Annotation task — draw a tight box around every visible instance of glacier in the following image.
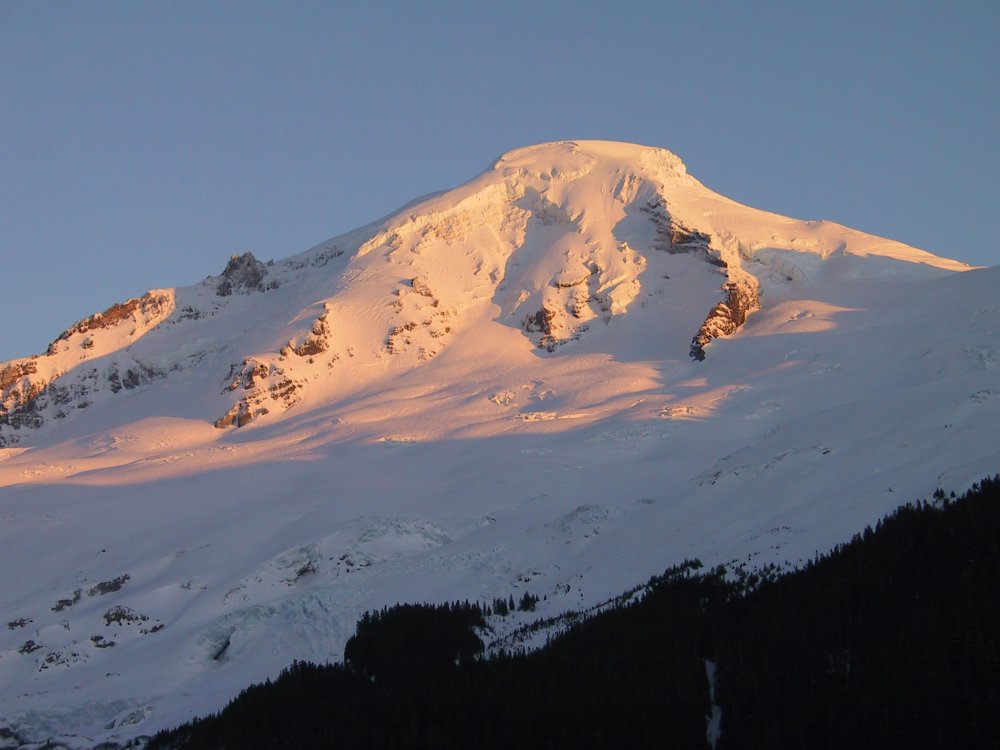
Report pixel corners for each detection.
[0,140,996,746]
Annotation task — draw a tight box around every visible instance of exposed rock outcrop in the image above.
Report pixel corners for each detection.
[689,277,760,361]
[524,307,560,352]
[214,401,256,429]
[0,360,45,443]
[0,290,176,446]
[0,360,38,392]
[639,197,760,359]
[1,362,163,444]
[216,359,300,428]
[291,308,332,357]
[223,359,270,393]
[642,198,725,267]
[216,252,274,296]
[47,291,173,352]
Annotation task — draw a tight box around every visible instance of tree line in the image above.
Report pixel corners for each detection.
[149,475,1000,749]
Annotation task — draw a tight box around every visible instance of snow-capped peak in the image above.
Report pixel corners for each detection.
[0,140,968,448]
[0,141,993,747]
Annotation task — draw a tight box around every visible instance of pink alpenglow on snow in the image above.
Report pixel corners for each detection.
[0,141,994,746]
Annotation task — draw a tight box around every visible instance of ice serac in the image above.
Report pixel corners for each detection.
[0,141,992,746]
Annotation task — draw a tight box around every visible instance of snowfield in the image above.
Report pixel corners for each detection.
[0,140,996,746]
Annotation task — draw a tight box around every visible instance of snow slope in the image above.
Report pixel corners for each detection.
[0,140,995,746]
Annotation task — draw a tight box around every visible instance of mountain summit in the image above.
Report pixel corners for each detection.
[0,140,967,447]
[0,141,995,745]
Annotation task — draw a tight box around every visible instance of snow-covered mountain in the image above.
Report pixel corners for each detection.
[0,140,996,746]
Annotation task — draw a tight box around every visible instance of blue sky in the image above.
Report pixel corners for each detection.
[2,1,997,362]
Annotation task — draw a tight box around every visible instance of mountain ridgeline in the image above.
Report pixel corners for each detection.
[1,141,994,745]
[0,141,968,445]
[148,477,1000,750]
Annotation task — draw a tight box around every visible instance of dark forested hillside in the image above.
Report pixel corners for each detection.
[149,476,1000,750]
[714,477,1000,749]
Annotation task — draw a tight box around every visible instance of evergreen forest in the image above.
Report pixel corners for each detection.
[148,476,1000,749]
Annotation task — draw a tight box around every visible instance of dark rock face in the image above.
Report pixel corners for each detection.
[524,308,555,335]
[52,589,82,612]
[0,373,45,444]
[214,401,254,429]
[410,276,434,297]
[642,199,724,266]
[639,197,760,360]
[102,605,163,634]
[224,359,269,393]
[293,338,327,357]
[0,360,37,391]
[524,307,564,352]
[215,357,297,429]
[690,280,760,361]
[88,575,130,596]
[292,310,331,357]
[216,252,270,296]
[107,364,159,394]
[1,291,173,446]
[1,362,164,445]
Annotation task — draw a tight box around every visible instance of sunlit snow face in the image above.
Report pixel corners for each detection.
[0,140,989,746]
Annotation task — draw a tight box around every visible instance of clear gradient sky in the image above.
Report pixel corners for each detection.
[2,1,998,362]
